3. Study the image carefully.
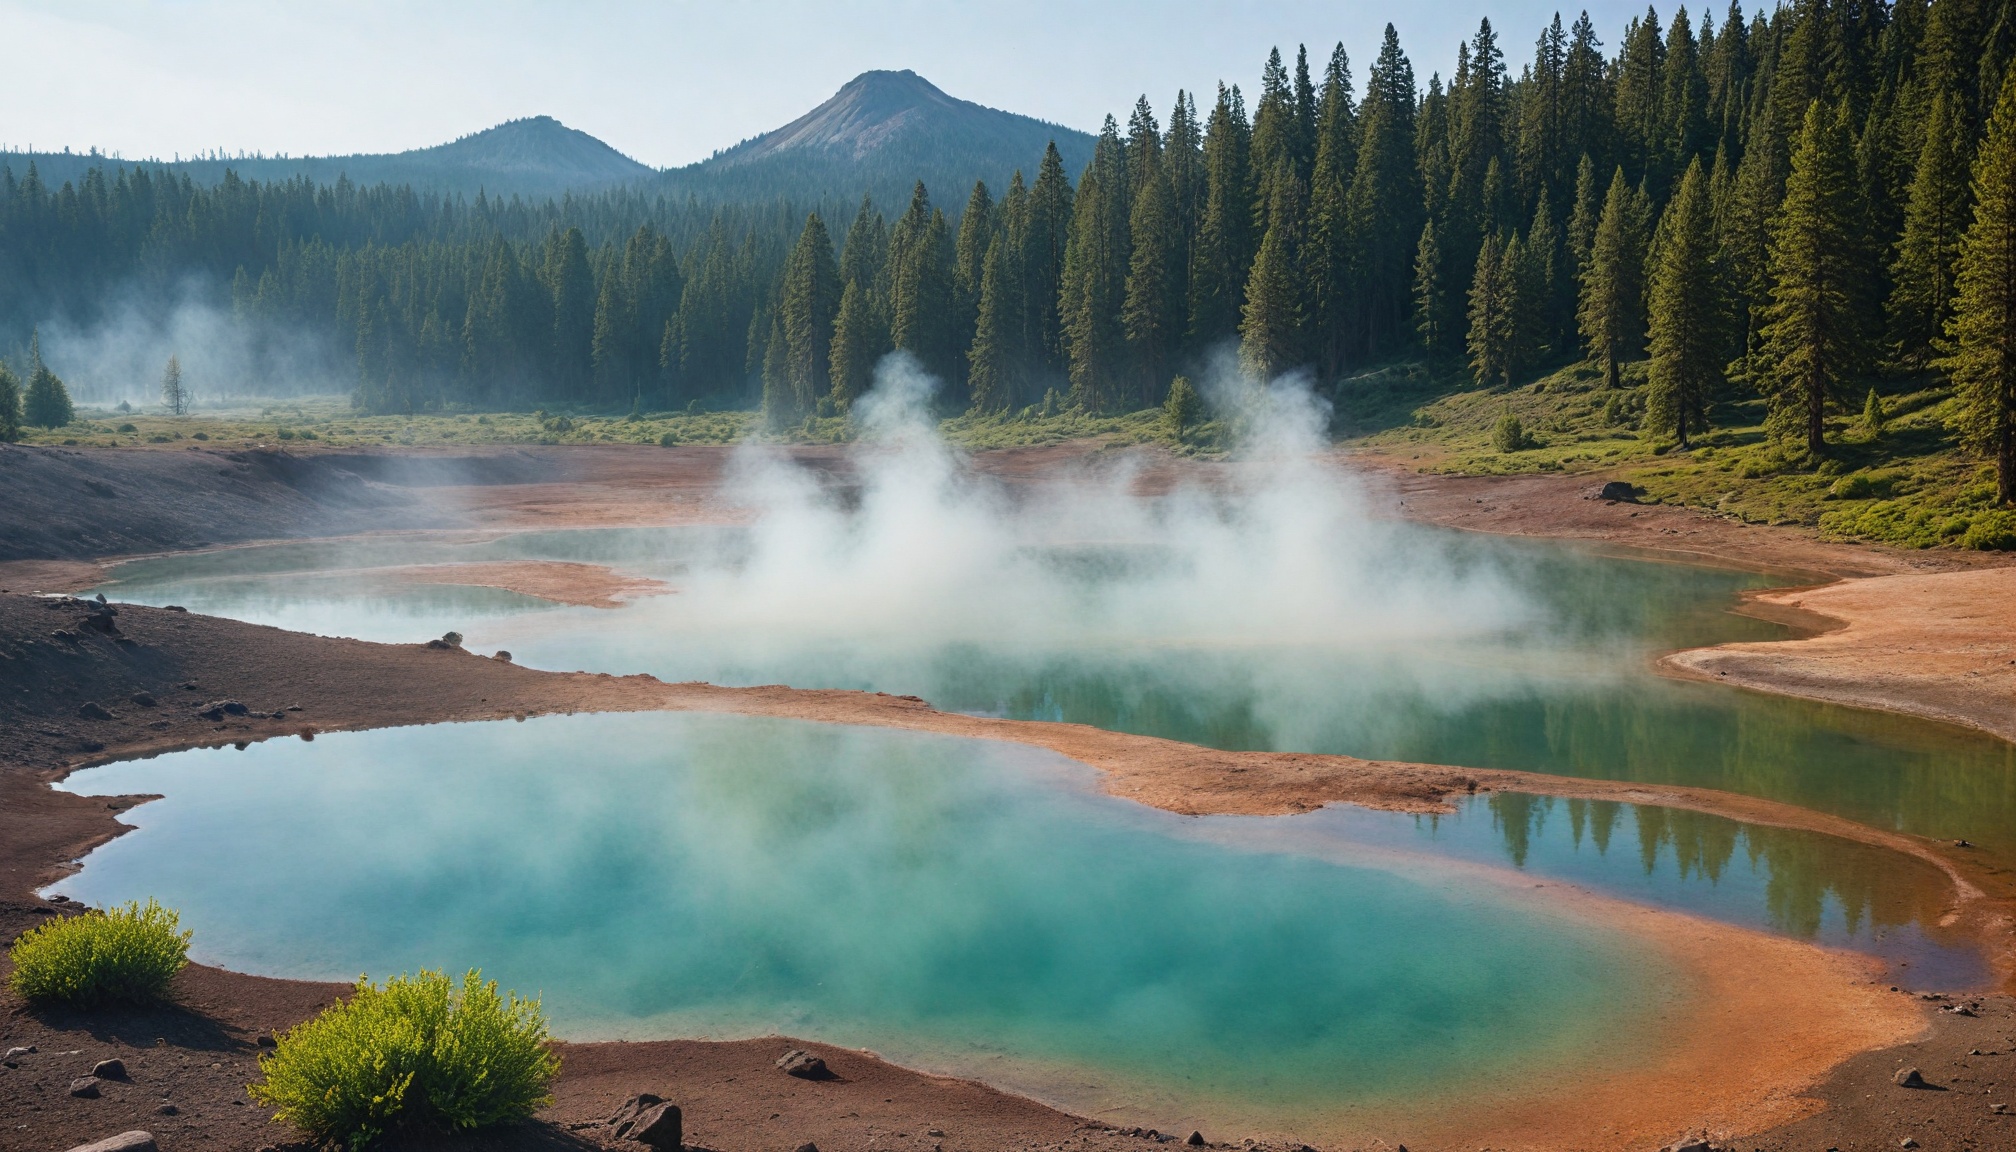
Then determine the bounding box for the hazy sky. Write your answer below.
[8,1,1675,169]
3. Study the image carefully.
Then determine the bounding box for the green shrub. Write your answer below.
[1491,413,1530,452]
[1829,472,1876,499]
[1962,510,2016,550]
[7,898,190,1006]
[250,969,559,1150]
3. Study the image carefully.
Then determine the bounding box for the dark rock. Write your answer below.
[80,613,121,635]
[129,692,157,707]
[4,1045,35,1059]
[424,638,453,650]
[197,699,249,721]
[163,605,187,612]
[628,1101,682,1149]
[92,1058,127,1079]
[256,1033,277,1047]
[493,650,513,663]
[60,1134,157,1152]
[1895,1066,1928,1088]
[1659,1140,1715,1152]
[80,739,105,753]
[1187,1133,1206,1146]
[1592,480,1640,502]
[794,1144,821,1152]
[70,1075,102,1097]
[51,628,79,642]
[441,631,463,646]
[776,1048,832,1079]
[77,701,115,720]
[607,1094,681,1147]
[156,1103,178,1116]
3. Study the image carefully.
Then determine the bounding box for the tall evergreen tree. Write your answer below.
[1063,119,1131,410]
[780,213,840,417]
[1189,85,1256,345]
[828,279,878,408]
[1759,100,1873,455]
[1646,159,1725,446]
[22,332,72,428]
[1240,162,1307,379]
[540,226,596,400]
[1413,220,1447,352]
[1889,90,1972,367]
[1124,163,1183,402]
[1579,167,1649,386]
[1024,144,1075,375]
[1347,25,1423,354]
[1941,71,2016,503]
[160,354,187,415]
[968,232,1021,412]
[0,363,20,442]
[1466,232,1514,385]
[1308,43,1358,376]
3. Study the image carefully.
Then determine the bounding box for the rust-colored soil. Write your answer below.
[1664,567,2016,743]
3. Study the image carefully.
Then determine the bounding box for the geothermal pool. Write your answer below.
[96,521,2016,866]
[53,710,1951,1133]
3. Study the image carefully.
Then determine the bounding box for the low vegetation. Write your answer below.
[249,968,559,1150]
[1350,358,2015,550]
[6,898,191,1006]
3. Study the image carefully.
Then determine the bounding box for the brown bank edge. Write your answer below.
[0,594,1998,1152]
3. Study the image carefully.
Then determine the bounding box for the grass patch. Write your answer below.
[1348,357,2014,549]
[7,898,191,1006]
[250,969,558,1150]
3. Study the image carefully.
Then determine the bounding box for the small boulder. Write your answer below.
[60,1134,156,1152]
[1592,480,1640,503]
[628,1101,682,1149]
[70,1075,102,1097]
[156,1103,178,1116]
[92,1058,127,1080]
[493,650,513,663]
[77,701,115,721]
[424,638,453,650]
[4,1045,34,1060]
[1659,1140,1715,1152]
[129,692,156,708]
[255,1033,277,1047]
[1187,1133,1206,1146]
[1900,1139,1919,1149]
[441,631,463,647]
[794,1144,821,1152]
[776,1049,832,1079]
[1895,1066,1928,1088]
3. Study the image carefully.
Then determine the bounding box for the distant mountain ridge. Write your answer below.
[1,116,654,200]
[3,72,1095,211]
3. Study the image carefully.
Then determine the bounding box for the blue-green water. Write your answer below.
[95,526,2016,865]
[54,713,1671,1131]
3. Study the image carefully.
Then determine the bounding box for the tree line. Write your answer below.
[4,0,2016,497]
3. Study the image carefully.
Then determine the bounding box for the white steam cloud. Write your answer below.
[622,352,1529,656]
[37,285,346,406]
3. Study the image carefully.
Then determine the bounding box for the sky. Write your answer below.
[7,1,1680,169]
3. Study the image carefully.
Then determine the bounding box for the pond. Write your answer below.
[49,711,1847,1133]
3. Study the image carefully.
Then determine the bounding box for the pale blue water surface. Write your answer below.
[56,713,1675,1131]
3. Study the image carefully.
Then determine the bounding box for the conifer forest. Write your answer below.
[5,0,2016,497]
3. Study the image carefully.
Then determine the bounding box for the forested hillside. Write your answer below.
[5,0,2016,515]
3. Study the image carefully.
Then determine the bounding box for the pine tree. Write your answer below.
[1063,119,1131,410]
[1467,232,1512,385]
[759,312,793,428]
[1164,374,1203,440]
[1346,25,1422,354]
[953,181,995,374]
[1123,164,1182,402]
[828,279,878,408]
[1646,159,1725,447]
[540,227,596,400]
[780,213,840,416]
[23,333,72,428]
[1941,71,2016,503]
[0,363,20,442]
[1889,91,1972,367]
[968,233,1020,412]
[1579,167,1649,387]
[1189,84,1256,345]
[1413,220,1447,352]
[1308,43,1358,376]
[1567,153,1602,275]
[161,354,187,415]
[889,186,956,383]
[1024,144,1075,374]
[1759,101,1873,456]
[1240,162,1306,379]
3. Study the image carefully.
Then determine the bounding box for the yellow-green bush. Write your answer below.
[250,969,559,1150]
[7,899,190,1006]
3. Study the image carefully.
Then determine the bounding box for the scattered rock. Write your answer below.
[4,1045,34,1060]
[129,691,156,707]
[69,1075,102,1097]
[1900,1139,1919,1149]
[776,1049,832,1079]
[155,1103,178,1116]
[77,701,115,720]
[441,631,463,646]
[1991,1102,2008,1114]
[196,699,249,721]
[606,1093,685,1149]
[493,650,513,663]
[1187,1133,1206,1146]
[928,1130,945,1138]
[60,1133,157,1152]
[1592,480,1640,502]
[92,1057,127,1079]
[1895,1066,1928,1088]
[163,605,186,612]
[793,1144,820,1152]
[255,1033,277,1047]
[1660,1140,1716,1152]
[424,638,453,650]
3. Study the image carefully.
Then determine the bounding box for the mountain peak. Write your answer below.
[704,70,1088,169]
